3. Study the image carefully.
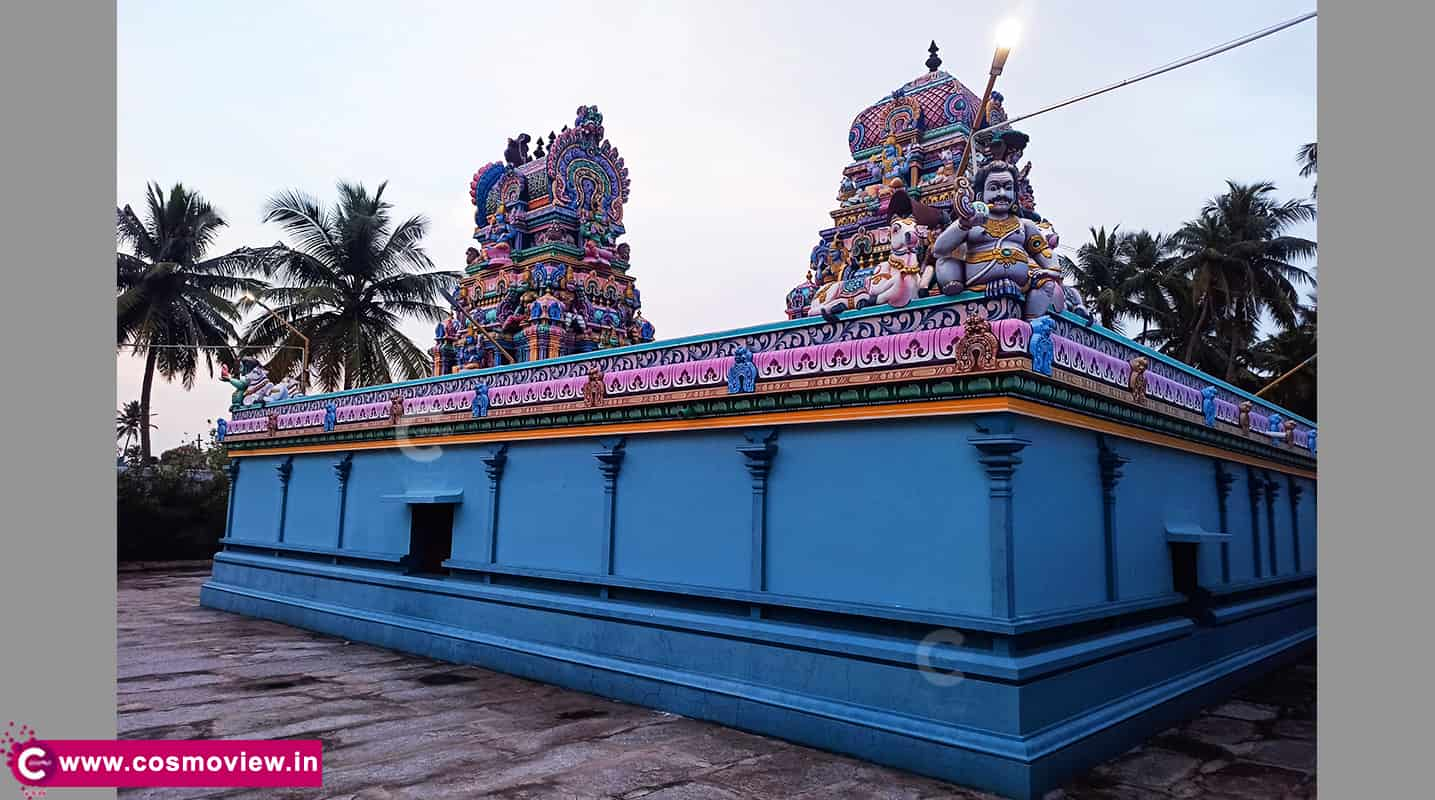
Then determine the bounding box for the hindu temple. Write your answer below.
[204,48,1317,800]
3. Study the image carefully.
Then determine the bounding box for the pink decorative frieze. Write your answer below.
[820,339,860,372]
[990,319,1032,354]
[744,323,1026,382]
[277,409,326,430]
[931,325,964,359]
[1053,336,1132,386]
[490,375,588,407]
[605,357,733,396]
[1143,372,1203,413]
[403,390,477,416]
[335,401,391,424]
[227,417,268,435]
[1249,411,1270,432]
[1215,399,1241,425]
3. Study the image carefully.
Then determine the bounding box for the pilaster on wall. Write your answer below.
[1288,477,1304,573]
[738,429,779,596]
[1247,467,1265,578]
[1214,461,1236,584]
[594,438,627,596]
[969,418,1031,620]
[1097,435,1130,601]
[333,454,353,550]
[480,444,509,569]
[1263,472,1281,575]
[223,459,241,540]
[275,456,294,543]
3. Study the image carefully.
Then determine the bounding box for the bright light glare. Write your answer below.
[995,19,1022,50]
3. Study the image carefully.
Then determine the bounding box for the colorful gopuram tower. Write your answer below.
[785,43,1044,320]
[432,105,656,374]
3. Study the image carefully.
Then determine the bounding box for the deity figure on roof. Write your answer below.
[483,204,519,266]
[869,135,919,184]
[579,195,617,265]
[930,160,1069,318]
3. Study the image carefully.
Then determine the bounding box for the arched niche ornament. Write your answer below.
[882,97,923,138]
[547,107,629,227]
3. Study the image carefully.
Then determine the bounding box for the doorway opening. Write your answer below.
[407,505,455,576]
[1169,542,1200,597]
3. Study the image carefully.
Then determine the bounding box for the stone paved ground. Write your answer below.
[118,567,1315,800]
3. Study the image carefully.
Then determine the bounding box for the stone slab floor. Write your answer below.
[118,567,1315,800]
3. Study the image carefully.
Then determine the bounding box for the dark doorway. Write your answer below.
[407,505,455,576]
[1169,542,1200,597]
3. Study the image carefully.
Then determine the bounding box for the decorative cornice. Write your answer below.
[225,373,1316,475]
[227,295,1314,431]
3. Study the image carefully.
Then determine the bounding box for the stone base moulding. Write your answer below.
[202,554,1314,800]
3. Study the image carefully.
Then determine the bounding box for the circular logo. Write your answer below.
[914,628,967,688]
[394,417,444,464]
[12,741,56,785]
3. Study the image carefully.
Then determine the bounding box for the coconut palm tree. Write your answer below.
[1064,226,1134,332]
[115,400,154,456]
[117,182,270,461]
[1118,229,1177,342]
[1297,142,1317,199]
[1169,181,1316,380]
[1249,291,1317,419]
[244,181,459,391]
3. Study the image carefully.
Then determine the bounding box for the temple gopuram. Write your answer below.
[206,47,1316,800]
[786,42,1075,324]
[432,105,655,373]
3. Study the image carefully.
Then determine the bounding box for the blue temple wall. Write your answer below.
[1006,421,1107,615]
[612,431,751,590]
[205,409,1314,799]
[217,412,1313,620]
[282,457,338,548]
[762,418,992,614]
[1225,467,1259,583]
[227,459,283,544]
[1297,480,1316,572]
[495,439,606,573]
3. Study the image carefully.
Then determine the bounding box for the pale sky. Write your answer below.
[117,0,1317,454]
